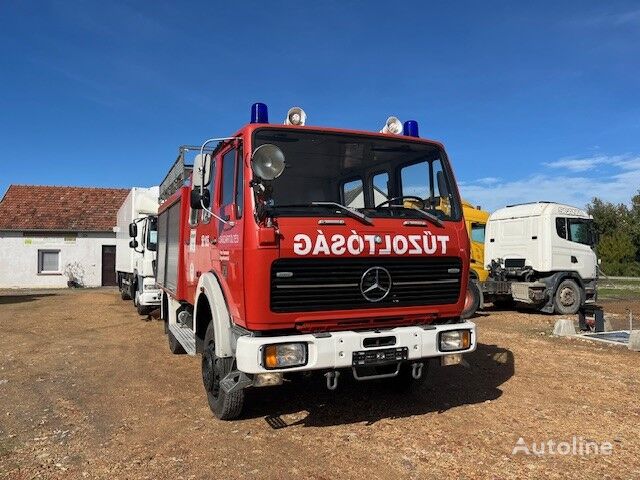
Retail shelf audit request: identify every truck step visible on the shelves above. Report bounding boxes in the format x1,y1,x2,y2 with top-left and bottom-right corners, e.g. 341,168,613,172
168,324,196,355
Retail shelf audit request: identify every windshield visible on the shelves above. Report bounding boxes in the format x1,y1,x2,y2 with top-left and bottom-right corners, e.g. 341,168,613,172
252,129,461,221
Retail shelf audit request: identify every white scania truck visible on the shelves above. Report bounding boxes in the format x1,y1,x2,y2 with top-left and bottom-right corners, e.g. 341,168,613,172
481,202,597,314
115,187,161,315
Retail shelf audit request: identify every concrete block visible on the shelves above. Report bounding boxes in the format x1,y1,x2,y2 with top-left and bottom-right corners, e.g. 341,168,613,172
553,318,576,336
629,330,640,352
603,318,613,332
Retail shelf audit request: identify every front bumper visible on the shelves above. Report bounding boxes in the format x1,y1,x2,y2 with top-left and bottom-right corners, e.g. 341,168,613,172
235,322,476,374
139,290,161,306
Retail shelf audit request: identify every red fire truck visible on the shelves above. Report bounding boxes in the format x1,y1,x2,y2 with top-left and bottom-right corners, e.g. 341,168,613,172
156,104,476,420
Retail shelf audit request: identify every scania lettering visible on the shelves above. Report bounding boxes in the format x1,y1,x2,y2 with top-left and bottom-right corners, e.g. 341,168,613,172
155,104,476,420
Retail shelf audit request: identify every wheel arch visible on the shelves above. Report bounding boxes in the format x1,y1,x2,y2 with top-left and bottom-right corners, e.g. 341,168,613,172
539,271,586,313
193,272,234,358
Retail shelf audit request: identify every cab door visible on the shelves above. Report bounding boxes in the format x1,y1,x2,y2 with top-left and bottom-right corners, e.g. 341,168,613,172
215,142,245,325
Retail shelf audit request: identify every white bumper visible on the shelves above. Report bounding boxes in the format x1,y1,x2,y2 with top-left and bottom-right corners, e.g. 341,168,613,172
138,290,161,306
139,278,161,306
235,322,476,374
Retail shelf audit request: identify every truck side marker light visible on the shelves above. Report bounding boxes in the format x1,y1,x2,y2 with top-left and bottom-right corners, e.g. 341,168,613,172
318,219,345,225
403,220,428,226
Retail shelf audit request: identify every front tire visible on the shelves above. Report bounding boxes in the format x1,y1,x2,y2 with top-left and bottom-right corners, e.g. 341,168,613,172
553,279,582,315
461,279,481,319
202,322,244,420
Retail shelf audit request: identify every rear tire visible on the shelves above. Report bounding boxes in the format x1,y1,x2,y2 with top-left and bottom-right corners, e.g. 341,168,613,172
461,279,481,319
553,279,582,315
202,322,244,420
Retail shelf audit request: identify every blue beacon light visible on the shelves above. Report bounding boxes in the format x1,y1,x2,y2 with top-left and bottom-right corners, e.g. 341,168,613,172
403,120,419,137
250,103,269,124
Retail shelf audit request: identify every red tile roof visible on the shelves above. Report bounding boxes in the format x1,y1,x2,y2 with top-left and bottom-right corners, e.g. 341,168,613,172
0,185,130,232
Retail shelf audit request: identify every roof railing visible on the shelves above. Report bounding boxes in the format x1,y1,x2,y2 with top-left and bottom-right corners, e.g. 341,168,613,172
159,145,214,202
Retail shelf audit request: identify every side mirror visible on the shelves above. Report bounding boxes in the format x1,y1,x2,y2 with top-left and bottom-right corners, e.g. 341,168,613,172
129,239,139,249
190,188,202,209
192,153,212,189
190,188,210,210
128,222,138,238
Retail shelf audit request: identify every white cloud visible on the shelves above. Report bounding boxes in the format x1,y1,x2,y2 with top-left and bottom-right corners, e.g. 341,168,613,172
475,177,501,185
572,8,640,27
461,154,640,212
543,154,631,172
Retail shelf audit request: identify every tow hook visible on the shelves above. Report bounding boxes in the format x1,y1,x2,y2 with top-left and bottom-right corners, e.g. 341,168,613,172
325,371,340,391
411,362,424,380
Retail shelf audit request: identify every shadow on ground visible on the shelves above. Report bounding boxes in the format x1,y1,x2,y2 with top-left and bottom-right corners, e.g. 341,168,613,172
0,293,57,305
241,343,514,428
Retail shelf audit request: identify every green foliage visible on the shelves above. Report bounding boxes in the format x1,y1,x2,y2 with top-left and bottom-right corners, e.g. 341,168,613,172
587,190,640,277
598,232,635,263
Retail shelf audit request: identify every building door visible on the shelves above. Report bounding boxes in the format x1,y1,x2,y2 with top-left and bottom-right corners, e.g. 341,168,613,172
101,245,117,286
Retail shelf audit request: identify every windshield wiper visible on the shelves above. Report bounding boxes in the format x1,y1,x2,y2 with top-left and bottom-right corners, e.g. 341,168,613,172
310,202,374,226
264,202,374,226
376,204,443,227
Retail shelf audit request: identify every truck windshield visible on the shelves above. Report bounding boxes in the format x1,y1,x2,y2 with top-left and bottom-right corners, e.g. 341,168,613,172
252,129,461,221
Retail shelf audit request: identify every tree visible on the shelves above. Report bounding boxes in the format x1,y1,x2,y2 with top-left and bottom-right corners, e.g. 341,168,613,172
597,231,635,264
587,191,640,276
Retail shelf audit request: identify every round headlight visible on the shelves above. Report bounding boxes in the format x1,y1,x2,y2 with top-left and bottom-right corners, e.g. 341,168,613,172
251,144,285,180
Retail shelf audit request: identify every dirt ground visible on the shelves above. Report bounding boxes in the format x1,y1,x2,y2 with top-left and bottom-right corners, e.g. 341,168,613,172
1,289,639,479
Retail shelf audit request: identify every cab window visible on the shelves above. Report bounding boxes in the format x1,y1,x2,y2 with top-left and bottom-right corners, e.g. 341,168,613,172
556,217,567,239
372,172,389,205
342,178,364,208
235,148,244,218
471,223,485,243
221,149,236,207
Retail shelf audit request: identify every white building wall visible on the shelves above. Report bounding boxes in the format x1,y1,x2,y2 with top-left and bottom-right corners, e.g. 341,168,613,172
0,231,116,288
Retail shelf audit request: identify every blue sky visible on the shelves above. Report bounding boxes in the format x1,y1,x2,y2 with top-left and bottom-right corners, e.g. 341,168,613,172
1,0,639,212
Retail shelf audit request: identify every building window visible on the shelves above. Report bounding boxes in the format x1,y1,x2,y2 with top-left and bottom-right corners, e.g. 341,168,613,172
38,250,61,274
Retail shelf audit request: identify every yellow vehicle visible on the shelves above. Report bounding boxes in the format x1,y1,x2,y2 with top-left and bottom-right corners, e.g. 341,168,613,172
461,200,490,318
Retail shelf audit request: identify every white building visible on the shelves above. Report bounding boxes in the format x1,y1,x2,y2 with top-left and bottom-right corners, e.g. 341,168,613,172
0,185,129,288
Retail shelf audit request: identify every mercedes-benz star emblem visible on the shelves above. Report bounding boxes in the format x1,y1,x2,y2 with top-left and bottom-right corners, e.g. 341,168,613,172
360,266,392,302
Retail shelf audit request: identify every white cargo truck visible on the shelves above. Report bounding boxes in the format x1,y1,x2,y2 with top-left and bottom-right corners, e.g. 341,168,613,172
115,187,161,315
481,202,597,314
